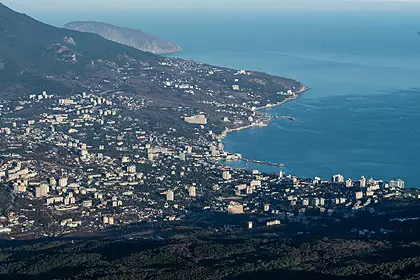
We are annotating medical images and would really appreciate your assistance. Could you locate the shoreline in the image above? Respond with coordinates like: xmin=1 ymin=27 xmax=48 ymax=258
xmin=216 ymin=85 xmax=308 ymax=146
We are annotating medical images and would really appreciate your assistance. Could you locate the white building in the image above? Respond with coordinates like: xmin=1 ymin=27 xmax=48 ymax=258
xmin=58 ymin=177 xmax=68 ymax=187
xmin=247 ymin=221 xmax=253 ymax=229
xmin=228 ymin=202 xmax=244 ymax=214
xmin=389 ymin=179 xmax=405 ymax=189
xmin=35 ymin=184 xmax=49 ymax=198
xmin=184 ymin=115 xmax=207 ymax=125
xmin=222 ymin=171 xmax=231 ymax=181
xmin=82 ymin=200 xmax=92 ymax=208
xmin=188 ymin=186 xmax=197 ymax=197
xmin=332 ymin=174 xmax=344 ymax=183
xmin=166 ymin=190 xmax=174 ymax=201
xmin=359 ymin=176 xmax=367 ymax=188
xmin=127 ymin=165 xmax=136 ymax=174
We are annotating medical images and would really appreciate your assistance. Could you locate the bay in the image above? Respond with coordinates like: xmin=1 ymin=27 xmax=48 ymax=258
xmin=173 ymin=11 xmax=420 ymax=187
xmin=38 ymin=10 xmax=420 ymax=187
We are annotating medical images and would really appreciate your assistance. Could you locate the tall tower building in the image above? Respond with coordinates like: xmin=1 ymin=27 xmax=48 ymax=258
xmin=332 ymin=174 xmax=344 ymax=183
xmin=188 ymin=186 xmax=197 ymax=197
xmin=359 ymin=176 xmax=366 ymax=188
xmin=187 ymin=146 xmax=193 ymax=154
xmin=166 ymin=190 xmax=174 ymax=201
xmin=222 ymin=171 xmax=231 ymax=180
xmin=50 ymin=177 xmax=57 ymax=186
xmin=35 ymin=184 xmax=49 ymax=198
xmin=127 ymin=165 xmax=136 ymax=174
xmin=58 ymin=177 xmax=68 ymax=187
xmin=389 ymin=179 xmax=405 ymax=189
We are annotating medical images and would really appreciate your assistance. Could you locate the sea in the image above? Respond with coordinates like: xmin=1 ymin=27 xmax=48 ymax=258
xmin=38 ymin=9 xmax=420 ymax=187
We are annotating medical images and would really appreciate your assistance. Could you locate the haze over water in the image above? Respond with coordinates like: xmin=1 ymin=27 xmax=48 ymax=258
xmin=41 ymin=9 xmax=420 ymax=187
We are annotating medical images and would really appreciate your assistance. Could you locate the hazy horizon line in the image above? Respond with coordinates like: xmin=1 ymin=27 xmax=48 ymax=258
xmin=3 ymin=0 xmax=420 ymax=13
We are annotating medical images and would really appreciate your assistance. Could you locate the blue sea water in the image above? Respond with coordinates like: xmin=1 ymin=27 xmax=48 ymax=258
xmin=39 ymin=10 xmax=420 ymax=187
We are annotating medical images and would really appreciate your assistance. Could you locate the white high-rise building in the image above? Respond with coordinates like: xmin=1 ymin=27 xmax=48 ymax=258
xmin=58 ymin=177 xmax=68 ymax=187
xmin=127 ymin=165 xmax=136 ymax=174
xmin=389 ymin=179 xmax=405 ymax=189
xmin=188 ymin=186 xmax=197 ymax=197
xmin=166 ymin=190 xmax=174 ymax=201
xmin=222 ymin=171 xmax=232 ymax=180
xmin=246 ymin=186 xmax=253 ymax=195
xmin=35 ymin=184 xmax=49 ymax=198
xmin=346 ymin=178 xmax=353 ymax=188
xmin=187 ymin=146 xmax=193 ymax=154
xmin=50 ymin=177 xmax=57 ymax=186
xmin=359 ymin=176 xmax=367 ymax=188
xmin=355 ymin=191 xmax=363 ymax=200
xmin=332 ymin=174 xmax=344 ymax=183
xmin=279 ymin=170 xmax=284 ymax=178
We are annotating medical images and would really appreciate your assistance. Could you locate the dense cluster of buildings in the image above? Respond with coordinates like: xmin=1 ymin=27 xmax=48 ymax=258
xmin=0 ymin=86 xmax=414 ymax=240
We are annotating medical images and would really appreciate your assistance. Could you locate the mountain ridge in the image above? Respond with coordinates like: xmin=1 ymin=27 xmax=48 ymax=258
xmin=0 ymin=3 xmax=158 ymax=95
xmin=0 ymin=2 xmax=305 ymax=137
xmin=64 ymin=21 xmax=182 ymax=54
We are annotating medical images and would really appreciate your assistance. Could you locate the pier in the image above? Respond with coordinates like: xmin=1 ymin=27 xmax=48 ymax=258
xmin=273 ymin=115 xmax=297 ymax=121
xmin=240 ymin=157 xmax=285 ymax=168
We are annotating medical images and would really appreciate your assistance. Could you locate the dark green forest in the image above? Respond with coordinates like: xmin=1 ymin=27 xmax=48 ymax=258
xmin=2 ymin=236 xmax=420 ymax=280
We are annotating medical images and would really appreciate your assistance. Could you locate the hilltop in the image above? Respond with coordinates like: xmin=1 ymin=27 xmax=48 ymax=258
xmin=0 ymin=3 xmax=304 ymax=135
xmin=0 ymin=3 xmax=156 ymax=96
xmin=64 ymin=21 xmax=182 ymax=54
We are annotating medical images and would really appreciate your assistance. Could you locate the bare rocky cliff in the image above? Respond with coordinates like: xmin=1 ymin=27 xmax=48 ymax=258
xmin=64 ymin=21 xmax=182 ymax=54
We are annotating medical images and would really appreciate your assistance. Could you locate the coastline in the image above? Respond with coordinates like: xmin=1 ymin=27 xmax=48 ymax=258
xmin=216 ymin=85 xmax=308 ymax=146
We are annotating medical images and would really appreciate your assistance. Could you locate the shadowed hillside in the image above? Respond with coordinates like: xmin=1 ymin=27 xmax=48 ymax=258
xmin=64 ymin=21 xmax=182 ymax=54
xmin=0 ymin=3 xmax=157 ymax=95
